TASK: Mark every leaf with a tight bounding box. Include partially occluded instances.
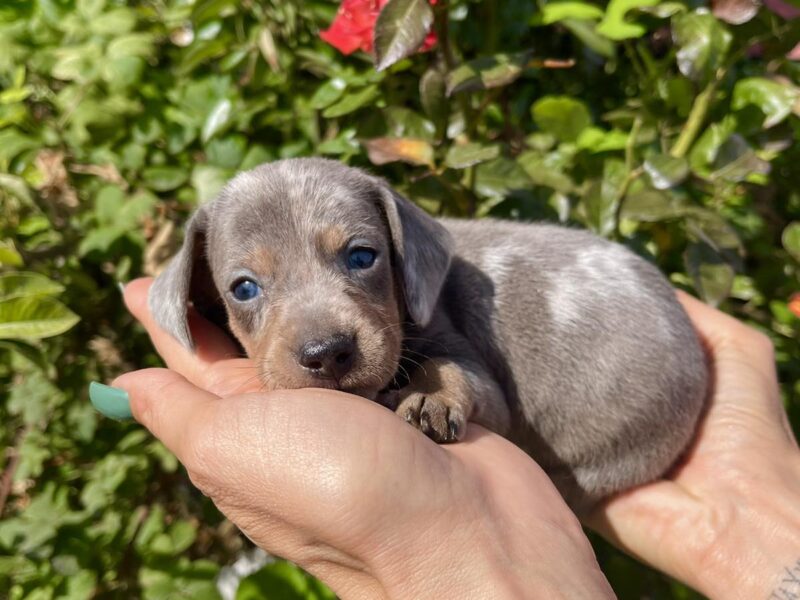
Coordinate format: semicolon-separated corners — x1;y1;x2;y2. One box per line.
142;166;189;192
237;561;335;600
531;95;592;142
596;0;661;40
783;222;800;262
712;0;759;24
561;19;616;57
0;272;64;301
688;115;737;175
0;240;23;267
0;296;79;340
201;98;232;143
322;85;380;118
517;151;576;193
310;77;347;110
363;137;434;168
374;0;435;71
684;241;735;306
446;52;532;95
576;127;629;152
539;1;605;24
731;78;800;129
709;134;770;182
419;68;447;125
473;157;533;198
0;173;34;204
672;11;732;84
621;188;687;221
444;143;500;169
643;154;689;189
582;159;627;237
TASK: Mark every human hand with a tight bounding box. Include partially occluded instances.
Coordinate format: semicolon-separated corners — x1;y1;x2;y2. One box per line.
106;278;615;600
588;292;800;599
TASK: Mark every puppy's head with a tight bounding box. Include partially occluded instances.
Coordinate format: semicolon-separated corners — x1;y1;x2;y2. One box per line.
149;158;453;398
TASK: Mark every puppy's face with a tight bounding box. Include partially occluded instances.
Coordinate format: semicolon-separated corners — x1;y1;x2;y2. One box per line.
149;159;453;399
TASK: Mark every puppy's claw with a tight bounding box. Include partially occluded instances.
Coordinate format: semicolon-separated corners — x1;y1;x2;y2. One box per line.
396;391;466;443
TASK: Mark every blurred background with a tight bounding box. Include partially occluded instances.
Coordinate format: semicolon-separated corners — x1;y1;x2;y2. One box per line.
1;0;798;597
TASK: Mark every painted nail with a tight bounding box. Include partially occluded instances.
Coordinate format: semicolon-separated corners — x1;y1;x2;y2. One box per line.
89;382;132;420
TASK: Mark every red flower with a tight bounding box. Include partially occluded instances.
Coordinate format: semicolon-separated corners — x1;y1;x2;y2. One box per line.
320;0;437;56
789;293;800;319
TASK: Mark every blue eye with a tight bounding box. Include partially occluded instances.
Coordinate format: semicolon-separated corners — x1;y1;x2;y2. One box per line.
232;279;261;301
347;247;376;270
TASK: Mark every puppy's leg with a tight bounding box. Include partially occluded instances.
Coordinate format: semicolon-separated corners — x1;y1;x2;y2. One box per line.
396;357;509;443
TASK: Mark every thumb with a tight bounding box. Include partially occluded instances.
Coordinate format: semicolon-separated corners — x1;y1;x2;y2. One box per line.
112;368;220;466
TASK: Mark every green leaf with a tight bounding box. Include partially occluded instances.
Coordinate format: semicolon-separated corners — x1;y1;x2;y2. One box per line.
672;11;732;84
322;85;380;118
539;1;605;24
643;154;689;189
473;157;533;198
531;95;592;142
310;77;347;110
576;127;629;152
596;0;661;40
446;52;532;95
783;222;800;262
0;272;64;301
445;143;500;169
684;241;735;306
419;68;447;126
561;19;616;57
374;0;434;72
0;240;23;267
237;561;335;600
582;159;627;237
0;173;34;204
688;115;737;175
731;78;800;129
201;98;232;143
363;137;434;168
517;151;576;193
142;166;189;192
0;296;80;340
621;188;687;221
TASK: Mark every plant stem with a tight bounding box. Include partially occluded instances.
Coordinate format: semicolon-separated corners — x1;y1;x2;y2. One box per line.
670;75;721;159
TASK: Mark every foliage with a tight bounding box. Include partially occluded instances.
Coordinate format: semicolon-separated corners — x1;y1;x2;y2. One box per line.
1;0;799;598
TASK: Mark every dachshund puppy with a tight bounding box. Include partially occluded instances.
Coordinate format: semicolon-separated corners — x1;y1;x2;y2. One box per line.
150;158;708;513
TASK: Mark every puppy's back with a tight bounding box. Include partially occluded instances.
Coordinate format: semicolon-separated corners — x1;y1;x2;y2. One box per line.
438;219;707;511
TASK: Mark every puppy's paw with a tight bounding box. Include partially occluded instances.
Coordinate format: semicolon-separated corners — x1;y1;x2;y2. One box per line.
395;390;467;443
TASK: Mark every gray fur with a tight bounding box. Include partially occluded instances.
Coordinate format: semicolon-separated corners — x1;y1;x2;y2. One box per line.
149;158;708;513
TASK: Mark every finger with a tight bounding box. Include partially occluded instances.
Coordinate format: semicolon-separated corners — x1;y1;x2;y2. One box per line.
124;278;249;390
585;480;701;584
113;368;219;468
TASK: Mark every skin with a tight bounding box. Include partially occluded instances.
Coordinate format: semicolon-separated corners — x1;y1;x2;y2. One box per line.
116;277;614;600
114;277;800;598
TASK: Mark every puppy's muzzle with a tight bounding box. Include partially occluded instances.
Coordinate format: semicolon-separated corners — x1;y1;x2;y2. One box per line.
297;333;356;381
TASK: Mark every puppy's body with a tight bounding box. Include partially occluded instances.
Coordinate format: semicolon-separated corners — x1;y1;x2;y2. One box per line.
419;220;706;510
150;158;707;512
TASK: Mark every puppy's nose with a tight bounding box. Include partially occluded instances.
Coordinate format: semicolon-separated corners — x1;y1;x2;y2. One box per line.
298;334;356;380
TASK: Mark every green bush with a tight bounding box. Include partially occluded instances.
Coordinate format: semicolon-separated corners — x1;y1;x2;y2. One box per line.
1;0;798;597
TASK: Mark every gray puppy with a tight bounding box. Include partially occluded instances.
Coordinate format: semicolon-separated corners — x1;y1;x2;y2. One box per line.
150;157;708;513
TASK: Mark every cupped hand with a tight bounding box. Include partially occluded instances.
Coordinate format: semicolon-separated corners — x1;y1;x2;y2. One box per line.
113;278;614;600
588;292;800;599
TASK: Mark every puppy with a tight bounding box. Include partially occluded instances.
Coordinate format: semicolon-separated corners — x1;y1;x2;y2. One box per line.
150;158;708;513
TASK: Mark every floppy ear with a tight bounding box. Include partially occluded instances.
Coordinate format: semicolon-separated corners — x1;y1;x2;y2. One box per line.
148;205;219;350
376;183;453;327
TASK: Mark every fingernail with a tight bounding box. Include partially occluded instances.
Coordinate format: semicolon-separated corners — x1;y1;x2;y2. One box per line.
89;382;132;420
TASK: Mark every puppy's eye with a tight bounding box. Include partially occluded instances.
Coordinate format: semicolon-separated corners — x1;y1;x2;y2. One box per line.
231;278;261;301
347;247;376;270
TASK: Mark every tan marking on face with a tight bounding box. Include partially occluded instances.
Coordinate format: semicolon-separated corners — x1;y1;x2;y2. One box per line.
315;226;349;257
243;247;274;276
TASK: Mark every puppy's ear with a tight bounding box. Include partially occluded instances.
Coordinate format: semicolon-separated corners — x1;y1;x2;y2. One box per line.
376;183;453;327
148;205;218;350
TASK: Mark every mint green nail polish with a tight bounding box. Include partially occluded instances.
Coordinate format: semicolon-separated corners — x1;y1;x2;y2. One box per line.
89;382;132;420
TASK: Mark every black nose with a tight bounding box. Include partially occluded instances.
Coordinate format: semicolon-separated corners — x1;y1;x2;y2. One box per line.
298;334;356;380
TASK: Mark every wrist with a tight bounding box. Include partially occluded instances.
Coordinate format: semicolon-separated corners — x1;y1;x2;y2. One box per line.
692;458;800;599
367;482;614;599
